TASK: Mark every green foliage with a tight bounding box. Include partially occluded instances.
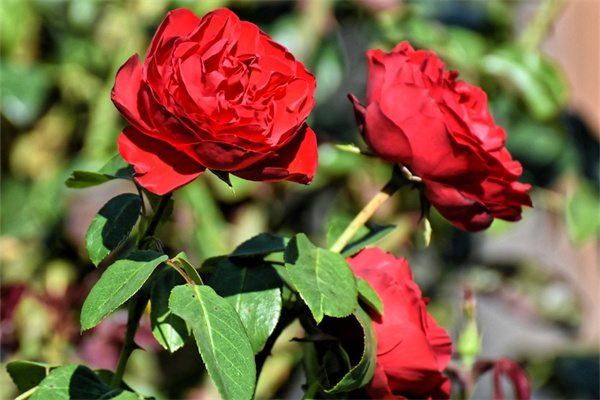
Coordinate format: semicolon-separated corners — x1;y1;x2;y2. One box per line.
326;216;396;256
65;154;135;188
30;364;142;400
6;361;55;393
98;154;136;179
356;278;384;316
2;2;595;399
85;194;142;266
285;234;358;323
65;170;113;189
150;269;191;353
230;233;289;258
81;251;167;330
169;252;203;285
169;284;256;400
209;258;282;354
325;307;377;394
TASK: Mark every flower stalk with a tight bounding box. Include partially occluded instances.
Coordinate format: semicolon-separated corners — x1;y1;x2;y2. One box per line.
111;192;173;388
110;291;148;388
329;165;407;253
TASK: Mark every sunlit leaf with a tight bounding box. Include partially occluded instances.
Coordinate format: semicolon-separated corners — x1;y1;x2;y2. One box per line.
6;361;55;392
231;233;289;258
150;269;191;353
30;364;141;400
170;252;203;285
81;250;167;330
285;234;357;323
65;154;135;189
169;284;256;400
209;258;282;354
85;193;141;266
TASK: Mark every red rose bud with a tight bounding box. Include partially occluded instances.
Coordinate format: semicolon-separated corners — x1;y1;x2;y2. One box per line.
457;287;481;370
349;41;532;231
348;248;452;399
112;8;318;195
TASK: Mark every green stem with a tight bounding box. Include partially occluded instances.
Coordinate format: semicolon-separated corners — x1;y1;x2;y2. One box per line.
141;192;173;241
14;386;37;400
519;0;567;50
110;291;148;387
166;260;195;286
329;166;407;253
111;192;173;388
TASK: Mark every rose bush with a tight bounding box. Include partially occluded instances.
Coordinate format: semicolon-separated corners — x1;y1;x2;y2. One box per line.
111;8;318;195
349;41;532;231
348;248;452;399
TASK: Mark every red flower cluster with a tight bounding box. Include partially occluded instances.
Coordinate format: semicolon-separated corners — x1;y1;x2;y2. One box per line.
112;8;318;195
349;42;532;231
348;248;452;399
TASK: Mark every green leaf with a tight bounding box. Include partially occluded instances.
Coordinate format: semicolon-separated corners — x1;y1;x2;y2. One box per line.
209;258;282;354
65;154;135;189
30;364;140;400
6;361;55;392
325;306;377;394
169;284;256;400
65;170;113;189
231;233;289;258
170;252;203;285
98;154;135;180
150;269;191;353
209;169;233;188
85;193;142;266
93;370;138;393
326;216;395;257
285;234;358;323
356;278;383;316
341;223;396;257
81;250;167;330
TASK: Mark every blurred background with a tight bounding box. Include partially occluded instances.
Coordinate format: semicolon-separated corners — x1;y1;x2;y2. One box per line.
1;0;598;399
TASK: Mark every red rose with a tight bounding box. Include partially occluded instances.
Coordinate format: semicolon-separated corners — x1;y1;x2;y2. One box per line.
348;248;452;399
111;8;318;195
349;42;531;231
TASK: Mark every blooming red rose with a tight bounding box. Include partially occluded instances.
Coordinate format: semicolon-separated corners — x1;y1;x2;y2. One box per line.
348;248;452;399
111;8;318;195
349;41;531;231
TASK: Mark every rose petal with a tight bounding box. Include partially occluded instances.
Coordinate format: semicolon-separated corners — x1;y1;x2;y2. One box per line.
233;125;317;184
145;9;200;61
182;140;267;171
362;99;413;165
355;41;531;231
348;248;452;400
423;179;493;231
118;126;205;195
111;54;155;133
